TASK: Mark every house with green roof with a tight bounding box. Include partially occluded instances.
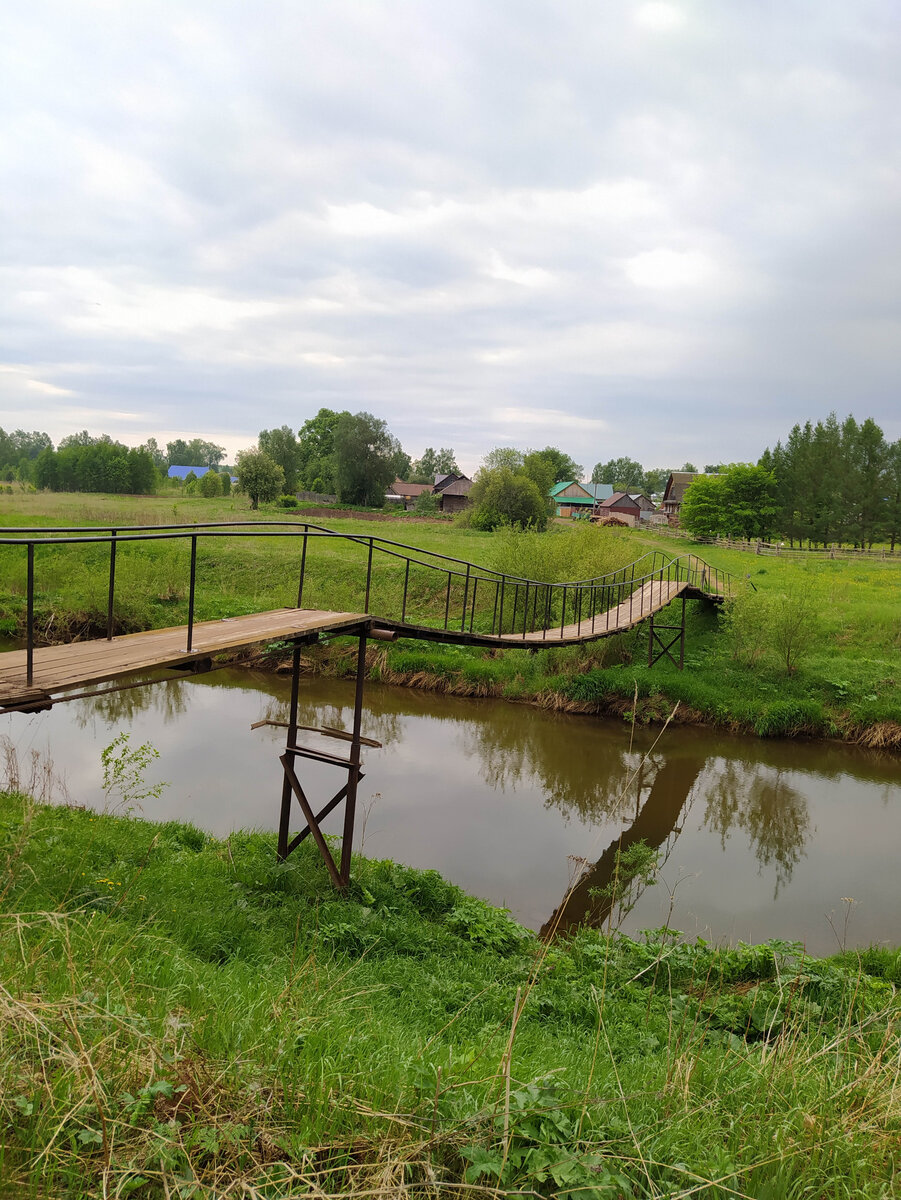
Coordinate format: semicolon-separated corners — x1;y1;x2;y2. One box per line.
549;480;596;518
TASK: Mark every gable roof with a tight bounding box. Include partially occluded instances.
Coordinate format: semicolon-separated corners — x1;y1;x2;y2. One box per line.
437;475;472;496
549;480;593;499
433;472;471;493
600;491;640;509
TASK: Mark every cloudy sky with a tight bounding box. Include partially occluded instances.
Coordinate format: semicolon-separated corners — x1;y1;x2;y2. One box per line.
2;1;900;475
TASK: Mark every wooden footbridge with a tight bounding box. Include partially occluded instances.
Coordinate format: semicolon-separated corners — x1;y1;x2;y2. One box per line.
0;521;740;888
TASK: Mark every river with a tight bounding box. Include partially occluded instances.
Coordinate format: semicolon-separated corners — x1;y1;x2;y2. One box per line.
2;668;899;954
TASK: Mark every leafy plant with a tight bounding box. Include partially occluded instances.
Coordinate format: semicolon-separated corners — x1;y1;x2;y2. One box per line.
101;732;168;815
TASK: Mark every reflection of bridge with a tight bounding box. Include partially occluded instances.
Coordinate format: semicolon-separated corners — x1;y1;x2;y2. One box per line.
0;522;741;889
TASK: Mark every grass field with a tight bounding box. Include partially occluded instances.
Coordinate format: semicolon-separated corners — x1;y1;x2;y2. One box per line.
0;491;899;744
2;788;900;1198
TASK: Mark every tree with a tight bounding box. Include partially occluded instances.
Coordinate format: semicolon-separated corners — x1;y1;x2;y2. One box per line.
411;447;459;483
236;448;284;509
467;468;547;531
297;408;350;492
259;425;301;493
139;437;167;471
199;469;222;498
332;412;401;506
678;474;723;538
166;438;225;467
390;446;412;481
529;446;583;483
642;468;669;496
481;447;525;473
719;464;778;540
520;451;556;502
591;457;644;490
679;465;777;540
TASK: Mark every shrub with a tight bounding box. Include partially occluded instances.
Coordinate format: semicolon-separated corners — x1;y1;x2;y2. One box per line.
413;490;440;515
279;494;298;508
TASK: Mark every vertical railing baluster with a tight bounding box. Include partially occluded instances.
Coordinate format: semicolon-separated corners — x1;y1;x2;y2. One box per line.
469;577;478;633
401;559;410;621
106;529;117;640
460;564;470;632
296;528;308;608
560;585;567;637
186;535;197;652
364;539;374;612
522;582;529;638
491;579;500;635
26;542;34;686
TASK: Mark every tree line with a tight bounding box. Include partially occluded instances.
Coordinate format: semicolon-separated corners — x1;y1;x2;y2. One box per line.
678;414;901;548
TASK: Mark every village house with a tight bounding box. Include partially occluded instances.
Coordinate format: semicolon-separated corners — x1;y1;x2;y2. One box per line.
661;472;713;526
386;473;473;513
549;480;595;518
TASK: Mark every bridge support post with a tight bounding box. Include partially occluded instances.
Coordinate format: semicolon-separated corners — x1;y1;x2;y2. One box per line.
647;595;686;670
276;623;369;889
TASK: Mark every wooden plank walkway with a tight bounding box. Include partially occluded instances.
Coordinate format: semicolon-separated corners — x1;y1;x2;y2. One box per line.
0;609;367;710
498;578;686;644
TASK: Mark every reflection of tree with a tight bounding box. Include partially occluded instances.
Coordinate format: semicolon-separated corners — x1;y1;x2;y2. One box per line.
71;677;189;728
459;708;654;826
541;756;705;937
702;763;810;895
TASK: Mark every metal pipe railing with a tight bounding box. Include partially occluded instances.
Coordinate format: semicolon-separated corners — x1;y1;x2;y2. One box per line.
4;523;744;667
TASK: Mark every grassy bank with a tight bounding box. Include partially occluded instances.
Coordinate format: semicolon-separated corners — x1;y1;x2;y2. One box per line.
1;790;900;1197
0;491;899;745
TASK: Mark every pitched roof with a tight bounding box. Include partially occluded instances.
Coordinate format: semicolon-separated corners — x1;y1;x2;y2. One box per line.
600;491;640;508
389;479;432;497
437;475;472;496
549;480;593;498
433;472;471;493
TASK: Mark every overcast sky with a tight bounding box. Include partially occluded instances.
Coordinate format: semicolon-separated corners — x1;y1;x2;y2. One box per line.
2;1;900;475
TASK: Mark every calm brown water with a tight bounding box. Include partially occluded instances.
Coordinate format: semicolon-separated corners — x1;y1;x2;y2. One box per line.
3;669;900;954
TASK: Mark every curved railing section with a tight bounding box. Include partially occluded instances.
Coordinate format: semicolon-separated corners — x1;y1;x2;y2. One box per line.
0;521;746;683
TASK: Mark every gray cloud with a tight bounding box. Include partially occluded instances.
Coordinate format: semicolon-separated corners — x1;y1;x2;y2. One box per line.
2;0;900;473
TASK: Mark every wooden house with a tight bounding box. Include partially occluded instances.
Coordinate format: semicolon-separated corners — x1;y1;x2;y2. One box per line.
549;480;595;518
432;473;473;513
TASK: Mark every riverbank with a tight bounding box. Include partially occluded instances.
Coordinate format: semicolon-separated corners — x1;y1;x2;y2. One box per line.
1;492;899;747
2;789;899;1198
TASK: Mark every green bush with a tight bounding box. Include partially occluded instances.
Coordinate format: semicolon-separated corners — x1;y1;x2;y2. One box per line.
279;494;298;508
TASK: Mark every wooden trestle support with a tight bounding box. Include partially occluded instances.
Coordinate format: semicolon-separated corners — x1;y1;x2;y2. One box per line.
275;623;368;888
647;595;687;670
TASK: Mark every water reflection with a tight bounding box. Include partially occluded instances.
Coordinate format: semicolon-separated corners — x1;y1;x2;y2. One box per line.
702;761;811;894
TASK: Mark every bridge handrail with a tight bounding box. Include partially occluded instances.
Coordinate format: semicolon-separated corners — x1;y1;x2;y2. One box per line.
0;522;745;685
